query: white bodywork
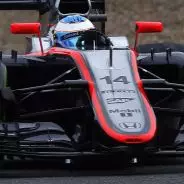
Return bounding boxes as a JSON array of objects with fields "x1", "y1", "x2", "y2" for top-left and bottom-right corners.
[
  {"x1": 109, "y1": 36, "x2": 129, "y2": 48},
  {"x1": 27, "y1": 37, "x2": 52, "y2": 53}
]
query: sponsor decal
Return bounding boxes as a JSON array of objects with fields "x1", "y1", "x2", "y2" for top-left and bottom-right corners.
[
  {"x1": 57, "y1": 56, "x2": 71, "y2": 61},
  {"x1": 119, "y1": 122, "x2": 142, "y2": 129},
  {"x1": 120, "y1": 112, "x2": 133, "y2": 117},
  {"x1": 109, "y1": 109, "x2": 141, "y2": 114},
  {"x1": 101, "y1": 89, "x2": 136, "y2": 94},
  {"x1": 62, "y1": 32, "x2": 80, "y2": 40},
  {"x1": 106, "y1": 98, "x2": 134, "y2": 104}
]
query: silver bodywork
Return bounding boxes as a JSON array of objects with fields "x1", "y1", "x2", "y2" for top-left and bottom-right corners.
[
  {"x1": 82, "y1": 50, "x2": 150, "y2": 134},
  {"x1": 109, "y1": 36, "x2": 129, "y2": 48}
]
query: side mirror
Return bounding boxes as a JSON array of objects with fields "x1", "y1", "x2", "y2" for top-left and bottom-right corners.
[
  {"x1": 136, "y1": 21, "x2": 163, "y2": 33},
  {"x1": 10, "y1": 23, "x2": 41, "y2": 35},
  {"x1": 134, "y1": 21, "x2": 163, "y2": 52},
  {"x1": 10, "y1": 23, "x2": 43, "y2": 54}
]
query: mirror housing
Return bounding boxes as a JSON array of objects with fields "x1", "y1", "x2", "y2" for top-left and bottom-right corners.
[
  {"x1": 10, "y1": 23, "x2": 41, "y2": 35},
  {"x1": 134, "y1": 21, "x2": 163, "y2": 53},
  {"x1": 10, "y1": 23, "x2": 43, "y2": 54},
  {"x1": 136, "y1": 21, "x2": 163, "y2": 33}
]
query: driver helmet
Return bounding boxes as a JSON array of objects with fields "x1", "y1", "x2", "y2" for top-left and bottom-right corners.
[{"x1": 53, "y1": 15, "x2": 95, "y2": 49}]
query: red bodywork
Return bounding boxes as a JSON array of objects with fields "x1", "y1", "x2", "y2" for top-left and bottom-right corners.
[
  {"x1": 11, "y1": 23, "x2": 41, "y2": 34},
  {"x1": 136, "y1": 22, "x2": 163, "y2": 33}
]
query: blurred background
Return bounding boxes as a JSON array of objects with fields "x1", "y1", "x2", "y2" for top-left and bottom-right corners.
[{"x1": 0, "y1": 0, "x2": 184, "y2": 53}]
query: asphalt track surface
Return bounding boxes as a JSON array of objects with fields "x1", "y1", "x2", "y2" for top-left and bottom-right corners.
[
  {"x1": 1, "y1": 157, "x2": 184, "y2": 184},
  {"x1": 1, "y1": 174, "x2": 184, "y2": 184}
]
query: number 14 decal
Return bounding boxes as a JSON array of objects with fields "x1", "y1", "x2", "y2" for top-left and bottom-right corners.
[{"x1": 100, "y1": 76, "x2": 129, "y2": 84}]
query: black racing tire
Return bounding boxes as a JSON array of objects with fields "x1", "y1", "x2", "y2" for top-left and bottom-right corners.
[
  {"x1": 0, "y1": 63, "x2": 7, "y2": 88},
  {"x1": 137, "y1": 43, "x2": 184, "y2": 53},
  {"x1": 138, "y1": 43, "x2": 184, "y2": 83},
  {"x1": 0, "y1": 63, "x2": 7, "y2": 121},
  {"x1": 138, "y1": 43, "x2": 184, "y2": 145}
]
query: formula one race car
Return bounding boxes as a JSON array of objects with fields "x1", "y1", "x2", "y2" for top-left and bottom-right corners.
[{"x1": 1, "y1": 0, "x2": 184, "y2": 162}]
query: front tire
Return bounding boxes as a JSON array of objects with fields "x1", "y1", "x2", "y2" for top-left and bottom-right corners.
[{"x1": 138, "y1": 43, "x2": 184, "y2": 53}]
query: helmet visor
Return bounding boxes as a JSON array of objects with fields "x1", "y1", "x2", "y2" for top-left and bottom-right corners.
[
  {"x1": 55, "y1": 32, "x2": 82, "y2": 50},
  {"x1": 54, "y1": 30, "x2": 110, "y2": 50}
]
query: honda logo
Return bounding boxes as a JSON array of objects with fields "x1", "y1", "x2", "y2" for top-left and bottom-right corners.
[{"x1": 119, "y1": 122, "x2": 142, "y2": 129}]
